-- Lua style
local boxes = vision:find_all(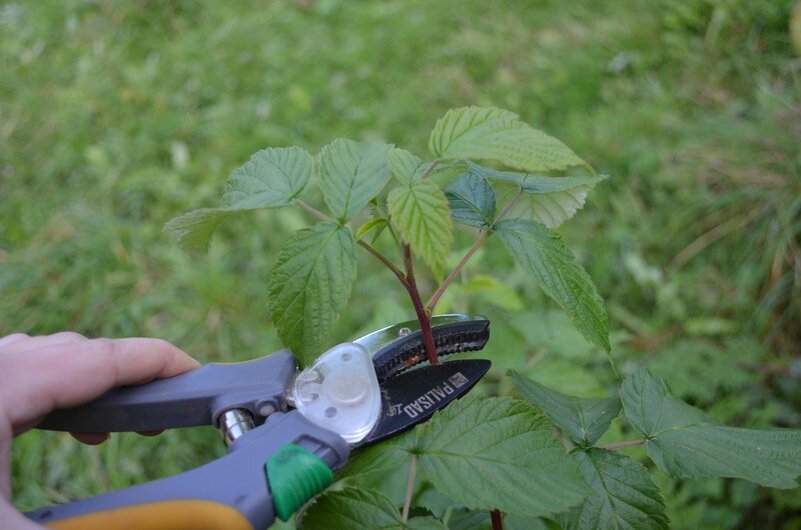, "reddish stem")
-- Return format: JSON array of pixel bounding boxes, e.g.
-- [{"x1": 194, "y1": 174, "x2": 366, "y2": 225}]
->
[
  {"x1": 491, "y1": 509, "x2": 504, "y2": 530},
  {"x1": 426, "y1": 230, "x2": 489, "y2": 313},
  {"x1": 403, "y1": 245, "x2": 439, "y2": 365}
]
